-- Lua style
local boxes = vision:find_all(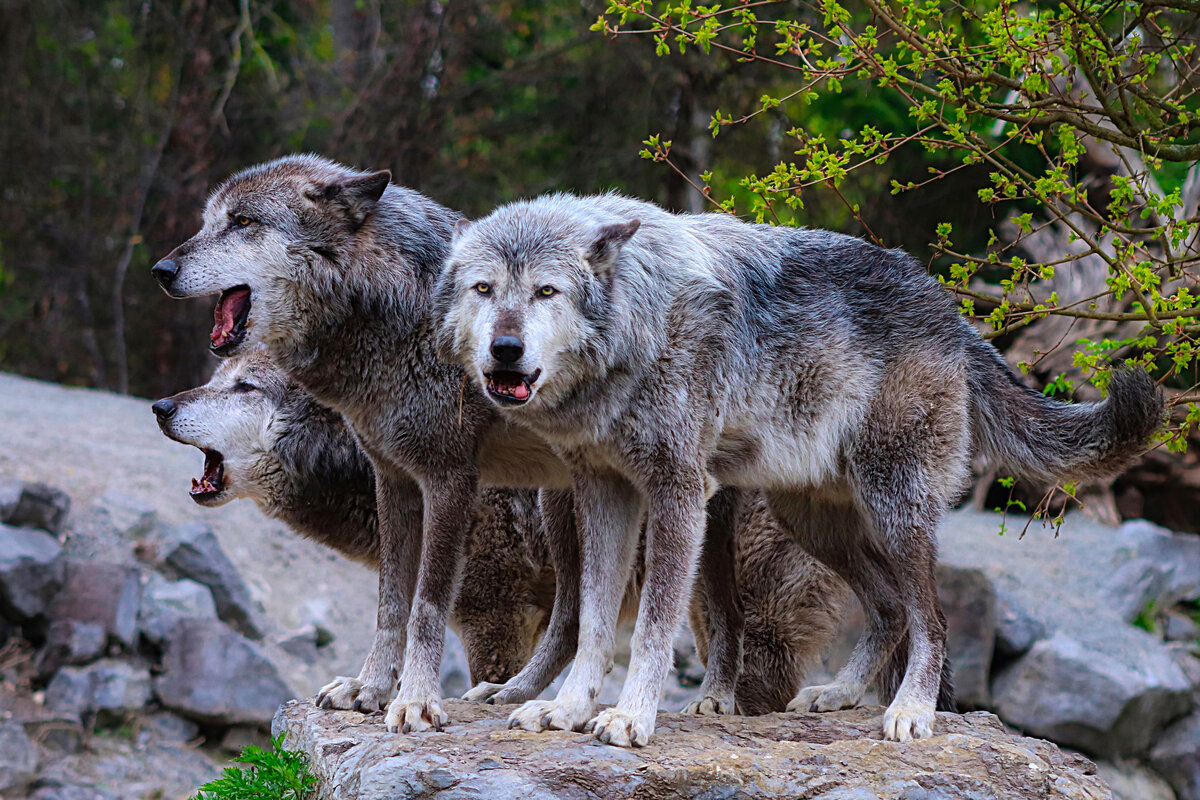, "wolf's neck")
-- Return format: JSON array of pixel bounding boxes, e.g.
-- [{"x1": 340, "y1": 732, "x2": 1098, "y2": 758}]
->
[
  {"x1": 268, "y1": 475, "x2": 380, "y2": 568},
  {"x1": 267, "y1": 193, "x2": 459, "y2": 415}
]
